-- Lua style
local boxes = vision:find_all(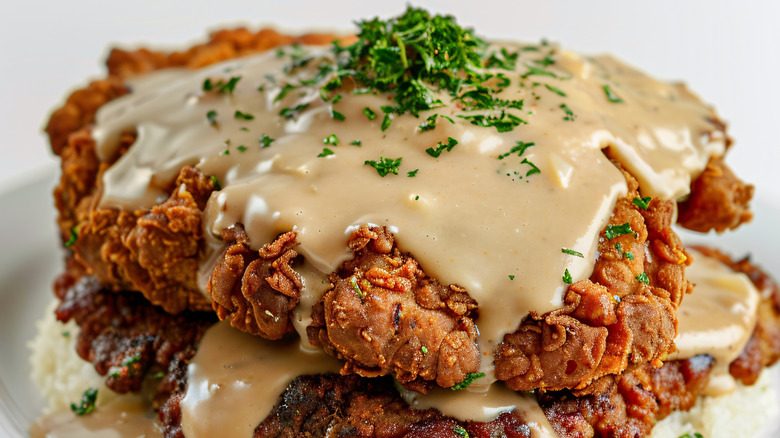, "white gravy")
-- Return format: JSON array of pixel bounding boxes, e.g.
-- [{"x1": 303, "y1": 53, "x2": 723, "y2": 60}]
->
[
  {"x1": 670, "y1": 249, "x2": 761, "y2": 396},
  {"x1": 91, "y1": 43, "x2": 724, "y2": 384},
  {"x1": 28, "y1": 395, "x2": 159, "y2": 438}
]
